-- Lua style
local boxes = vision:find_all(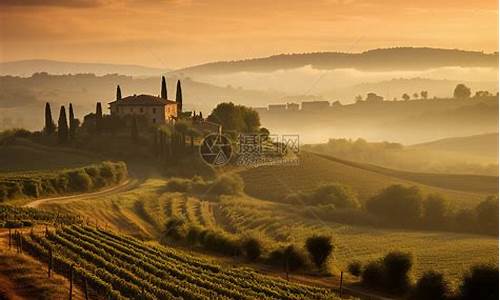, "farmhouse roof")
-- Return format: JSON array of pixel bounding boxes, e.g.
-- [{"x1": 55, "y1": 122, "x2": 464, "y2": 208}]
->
[{"x1": 109, "y1": 94, "x2": 177, "y2": 106}]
